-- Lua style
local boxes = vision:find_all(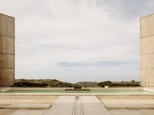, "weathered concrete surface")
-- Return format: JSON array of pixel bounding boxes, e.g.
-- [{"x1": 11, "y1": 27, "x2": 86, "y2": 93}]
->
[
  {"x1": 0, "y1": 96, "x2": 154, "y2": 115},
  {"x1": 6, "y1": 104, "x2": 51, "y2": 109},
  {"x1": 0, "y1": 99, "x2": 56, "y2": 105},
  {"x1": 10, "y1": 110, "x2": 46, "y2": 115},
  {"x1": 140, "y1": 13, "x2": 154, "y2": 87},
  {"x1": 0, "y1": 109, "x2": 16, "y2": 115},
  {"x1": 0, "y1": 13, "x2": 15, "y2": 87},
  {"x1": 110, "y1": 109, "x2": 144, "y2": 115},
  {"x1": 110, "y1": 109, "x2": 154, "y2": 115},
  {"x1": 74, "y1": 96, "x2": 84, "y2": 115},
  {"x1": 140, "y1": 110, "x2": 154, "y2": 115},
  {"x1": 44, "y1": 96, "x2": 75, "y2": 115},
  {"x1": 0, "y1": 104, "x2": 9, "y2": 109},
  {"x1": 0, "y1": 95, "x2": 58, "y2": 110},
  {"x1": 101, "y1": 99, "x2": 154, "y2": 109},
  {"x1": 81, "y1": 96, "x2": 111, "y2": 115}
]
